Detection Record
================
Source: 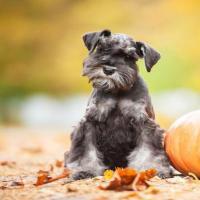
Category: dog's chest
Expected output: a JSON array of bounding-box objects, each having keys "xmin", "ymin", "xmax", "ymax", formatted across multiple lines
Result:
[{"xmin": 93, "ymin": 109, "xmax": 139, "ymax": 169}]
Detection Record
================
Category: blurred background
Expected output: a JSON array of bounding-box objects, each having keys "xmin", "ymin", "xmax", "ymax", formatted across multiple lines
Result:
[{"xmin": 0, "ymin": 0, "xmax": 200, "ymax": 133}]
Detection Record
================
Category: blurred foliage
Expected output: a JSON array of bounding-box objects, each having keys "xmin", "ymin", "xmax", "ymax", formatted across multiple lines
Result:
[{"xmin": 0, "ymin": 0, "xmax": 200, "ymax": 97}]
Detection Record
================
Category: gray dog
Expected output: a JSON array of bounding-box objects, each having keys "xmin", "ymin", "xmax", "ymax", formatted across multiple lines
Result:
[{"xmin": 64, "ymin": 29, "xmax": 173, "ymax": 180}]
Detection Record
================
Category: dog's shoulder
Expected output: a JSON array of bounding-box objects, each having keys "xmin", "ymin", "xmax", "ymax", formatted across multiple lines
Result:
[{"xmin": 122, "ymin": 75, "xmax": 149, "ymax": 100}]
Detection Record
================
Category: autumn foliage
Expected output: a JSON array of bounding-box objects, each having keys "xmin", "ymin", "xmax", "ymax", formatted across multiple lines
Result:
[
  {"xmin": 34, "ymin": 168, "xmax": 70, "ymax": 186},
  {"xmin": 99, "ymin": 168, "xmax": 157, "ymax": 191}
]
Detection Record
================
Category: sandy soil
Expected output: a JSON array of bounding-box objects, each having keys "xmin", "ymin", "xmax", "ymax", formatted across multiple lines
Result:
[{"xmin": 0, "ymin": 127, "xmax": 200, "ymax": 200}]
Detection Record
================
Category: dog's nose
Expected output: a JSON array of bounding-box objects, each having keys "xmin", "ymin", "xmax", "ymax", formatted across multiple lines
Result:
[{"xmin": 103, "ymin": 67, "xmax": 115, "ymax": 75}]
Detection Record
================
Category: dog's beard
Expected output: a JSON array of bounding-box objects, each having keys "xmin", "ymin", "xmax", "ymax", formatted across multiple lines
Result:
[
  {"xmin": 85, "ymin": 67, "xmax": 136, "ymax": 92},
  {"xmin": 92, "ymin": 77, "xmax": 115, "ymax": 91}
]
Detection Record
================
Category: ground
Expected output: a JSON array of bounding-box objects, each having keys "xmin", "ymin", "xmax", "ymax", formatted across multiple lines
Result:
[{"xmin": 0, "ymin": 128, "xmax": 200, "ymax": 200}]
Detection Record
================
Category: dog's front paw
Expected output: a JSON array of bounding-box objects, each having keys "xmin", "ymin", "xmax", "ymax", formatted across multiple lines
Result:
[
  {"xmin": 71, "ymin": 171, "xmax": 95, "ymax": 180},
  {"xmin": 157, "ymin": 167, "xmax": 174, "ymax": 179},
  {"xmin": 157, "ymin": 172, "xmax": 172, "ymax": 179}
]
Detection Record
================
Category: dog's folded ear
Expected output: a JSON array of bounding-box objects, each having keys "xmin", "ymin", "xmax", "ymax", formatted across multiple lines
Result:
[
  {"xmin": 136, "ymin": 41, "xmax": 160, "ymax": 72},
  {"xmin": 83, "ymin": 29, "xmax": 111, "ymax": 53}
]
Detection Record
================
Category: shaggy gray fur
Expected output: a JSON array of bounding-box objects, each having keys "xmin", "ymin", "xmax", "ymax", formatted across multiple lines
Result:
[{"xmin": 64, "ymin": 29, "xmax": 173, "ymax": 180}]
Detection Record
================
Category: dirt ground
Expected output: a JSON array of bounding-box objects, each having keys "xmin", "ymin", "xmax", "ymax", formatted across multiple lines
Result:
[{"xmin": 0, "ymin": 127, "xmax": 200, "ymax": 200}]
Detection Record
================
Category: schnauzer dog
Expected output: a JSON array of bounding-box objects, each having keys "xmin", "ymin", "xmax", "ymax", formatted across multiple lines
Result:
[{"xmin": 64, "ymin": 29, "xmax": 173, "ymax": 180}]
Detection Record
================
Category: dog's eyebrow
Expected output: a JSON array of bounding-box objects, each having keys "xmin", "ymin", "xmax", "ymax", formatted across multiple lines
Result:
[
  {"xmin": 98, "ymin": 46, "xmax": 112, "ymax": 55},
  {"xmin": 130, "ymin": 40, "xmax": 136, "ymax": 46}
]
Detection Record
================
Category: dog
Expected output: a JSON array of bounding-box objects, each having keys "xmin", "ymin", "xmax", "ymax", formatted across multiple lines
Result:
[{"xmin": 64, "ymin": 29, "xmax": 173, "ymax": 180}]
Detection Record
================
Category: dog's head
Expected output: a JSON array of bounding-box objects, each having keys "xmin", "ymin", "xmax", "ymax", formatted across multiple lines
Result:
[{"xmin": 82, "ymin": 29, "xmax": 160, "ymax": 92}]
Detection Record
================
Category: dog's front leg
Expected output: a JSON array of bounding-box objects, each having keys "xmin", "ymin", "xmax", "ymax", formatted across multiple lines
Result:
[
  {"xmin": 64, "ymin": 120, "xmax": 106, "ymax": 180},
  {"xmin": 86, "ymin": 91, "xmax": 117, "ymax": 122},
  {"xmin": 127, "ymin": 125, "xmax": 174, "ymax": 178},
  {"xmin": 119, "ymin": 99, "xmax": 150, "ymax": 125},
  {"xmin": 127, "ymin": 145, "xmax": 174, "ymax": 178}
]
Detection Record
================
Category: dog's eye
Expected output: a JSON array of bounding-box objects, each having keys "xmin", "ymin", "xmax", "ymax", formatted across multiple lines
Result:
[
  {"xmin": 112, "ymin": 49, "xmax": 124, "ymax": 57},
  {"xmin": 114, "ymin": 51, "xmax": 132, "ymax": 60},
  {"xmin": 97, "ymin": 46, "xmax": 111, "ymax": 54}
]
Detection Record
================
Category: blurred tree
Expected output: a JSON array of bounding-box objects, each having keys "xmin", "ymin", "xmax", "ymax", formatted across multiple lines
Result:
[{"xmin": 0, "ymin": 0, "xmax": 199, "ymax": 98}]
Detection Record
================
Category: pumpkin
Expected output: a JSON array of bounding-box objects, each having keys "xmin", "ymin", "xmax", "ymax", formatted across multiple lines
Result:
[{"xmin": 164, "ymin": 110, "xmax": 200, "ymax": 177}]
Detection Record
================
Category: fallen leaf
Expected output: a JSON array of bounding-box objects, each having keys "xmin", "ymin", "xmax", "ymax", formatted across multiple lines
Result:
[
  {"xmin": 34, "ymin": 170, "xmax": 51, "ymax": 186},
  {"xmin": 52, "ymin": 168, "xmax": 70, "ymax": 181},
  {"xmin": 99, "ymin": 168, "xmax": 157, "ymax": 191},
  {"xmin": 34, "ymin": 168, "xmax": 70, "ymax": 186},
  {"xmin": 66, "ymin": 185, "xmax": 78, "ymax": 192},
  {"xmin": 139, "ymin": 168, "xmax": 157, "ymax": 182},
  {"xmin": 132, "ymin": 173, "xmax": 142, "ymax": 191},
  {"xmin": 10, "ymin": 181, "xmax": 24, "ymax": 187},
  {"xmin": 55, "ymin": 160, "xmax": 63, "ymax": 168},
  {"xmin": 99, "ymin": 174, "xmax": 121, "ymax": 190},
  {"xmin": 132, "ymin": 169, "xmax": 157, "ymax": 191},
  {"xmin": 0, "ymin": 186, "xmax": 7, "ymax": 190},
  {"xmin": 0, "ymin": 161, "xmax": 16, "ymax": 167},
  {"xmin": 103, "ymin": 169, "xmax": 114, "ymax": 180},
  {"xmin": 116, "ymin": 168, "xmax": 137, "ymax": 185},
  {"xmin": 99, "ymin": 168, "xmax": 136, "ymax": 190}
]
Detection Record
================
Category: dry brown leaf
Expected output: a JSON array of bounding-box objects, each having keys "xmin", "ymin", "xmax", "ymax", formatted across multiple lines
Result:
[
  {"xmin": 50, "ymin": 168, "xmax": 70, "ymax": 182},
  {"xmin": 99, "ymin": 174, "xmax": 121, "ymax": 190},
  {"xmin": 55, "ymin": 160, "xmax": 63, "ymax": 168},
  {"xmin": 34, "ymin": 168, "xmax": 70, "ymax": 186},
  {"xmin": 34, "ymin": 170, "xmax": 51, "ymax": 186},
  {"xmin": 133, "ymin": 169, "xmax": 157, "ymax": 189},
  {"xmin": 139, "ymin": 169, "xmax": 157, "ymax": 182},
  {"xmin": 99, "ymin": 168, "xmax": 157, "ymax": 191},
  {"xmin": 66, "ymin": 185, "xmax": 78, "ymax": 192},
  {"xmin": 10, "ymin": 181, "xmax": 24, "ymax": 187},
  {"xmin": 132, "ymin": 173, "xmax": 142, "ymax": 191},
  {"xmin": 132, "ymin": 169, "xmax": 157, "ymax": 191},
  {"xmin": 0, "ymin": 186, "xmax": 7, "ymax": 190},
  {"xmin": 0, "ymin": 161, "xmax": 16, "ymax": 167},
  {"xmin": 99, "ymin": 168, "xmax": 136, "ymax": 190},
  {"xmin": 116, "ymin": 168, "xmax": 137, "ymax": 185}
]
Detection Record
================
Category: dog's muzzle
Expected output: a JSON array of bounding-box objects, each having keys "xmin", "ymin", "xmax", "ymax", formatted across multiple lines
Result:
[{"xmin": 103, "ymin": 66, "xmax": 116, "ymax": 76}]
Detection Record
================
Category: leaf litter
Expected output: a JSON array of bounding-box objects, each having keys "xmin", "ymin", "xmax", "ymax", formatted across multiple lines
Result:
[
  {"xmin": 34, "ymin": 168, "xmax": 70, "ymax": 186},
  {"xmin": 2, "ymin": 132, "xmax": 200, "ymax": 200},
  {"xmin": 99, "ymin": 168, "xmax": 157, "ymax": 191}
]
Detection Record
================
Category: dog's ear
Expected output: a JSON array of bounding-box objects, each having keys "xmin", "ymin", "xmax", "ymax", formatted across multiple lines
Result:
[
  {"xmin": 136, "ymin": 41, "xmax": 160, "ymax": 72},
  {"xmin": 82, "ymin": 29, "xmax": 111, "ymax": 52}
]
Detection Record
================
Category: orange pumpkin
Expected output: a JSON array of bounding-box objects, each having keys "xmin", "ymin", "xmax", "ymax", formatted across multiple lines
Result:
[{"xmin": 164, "ymin": 110, "xmax": 200, "ymax": 177}]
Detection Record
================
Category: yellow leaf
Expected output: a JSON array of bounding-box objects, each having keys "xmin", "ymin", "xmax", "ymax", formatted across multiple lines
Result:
[{"xmin": 103, "ymin": 170, "xmax": 114, "ymax": 180}]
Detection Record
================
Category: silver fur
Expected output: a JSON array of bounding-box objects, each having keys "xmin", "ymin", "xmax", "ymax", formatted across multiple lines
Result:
[{"xmin": 65, "ymin": 30, "xmax": 174, "ymax": 180}]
